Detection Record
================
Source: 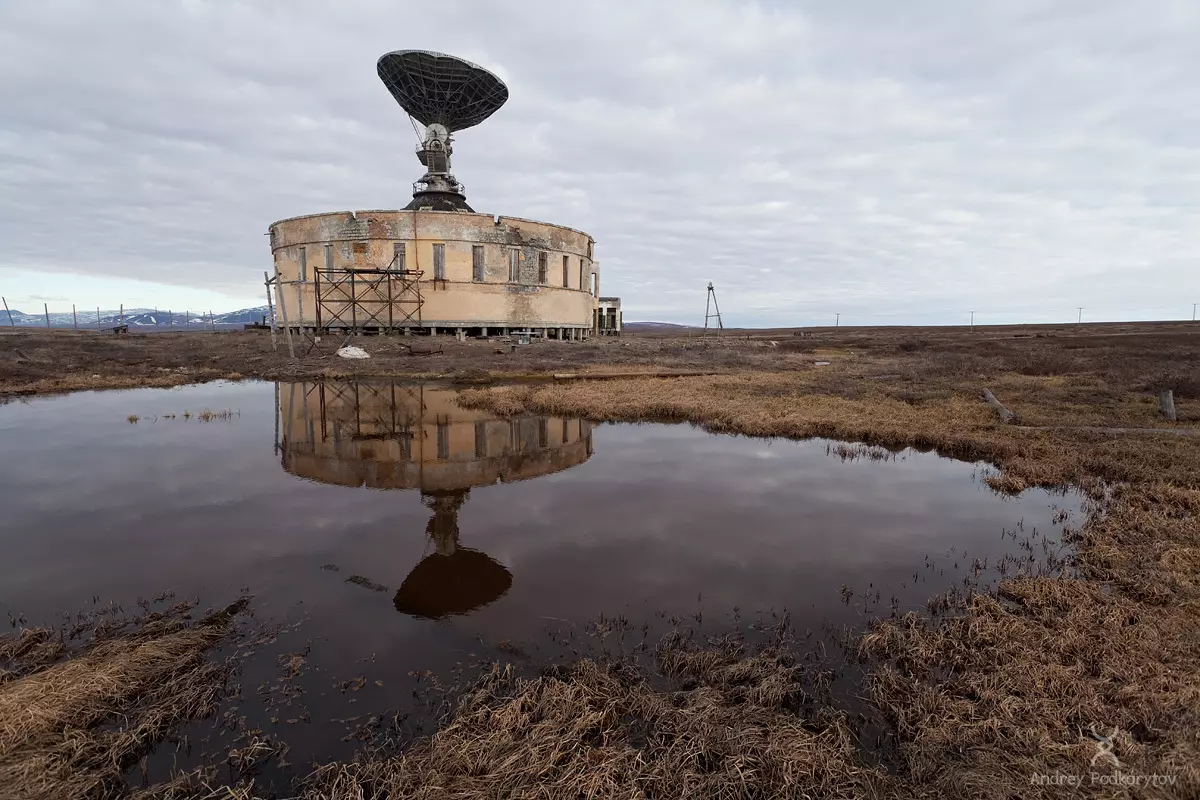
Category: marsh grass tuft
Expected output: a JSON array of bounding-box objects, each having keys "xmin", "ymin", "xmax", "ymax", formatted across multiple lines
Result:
[{"xmin": 0, "ymin": 599, "xmax": 249, "ymax": 800}]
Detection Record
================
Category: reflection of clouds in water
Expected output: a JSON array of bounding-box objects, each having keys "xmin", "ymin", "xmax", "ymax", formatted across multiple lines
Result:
[{"xmin": 1, "ymin": 381, "xmax": 1077, "ymax": 657}]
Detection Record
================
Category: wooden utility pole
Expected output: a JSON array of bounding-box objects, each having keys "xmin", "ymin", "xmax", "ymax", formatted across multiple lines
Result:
[
  {"xmin": 274, "ymin": 264, "xmax": 296, "ymax": 359},
  {"xmin": 97, "ymin": 307, "xmax": 102, "ymax": 331},
  {"xmin": 72, "ymin": 304, "xmax": 78, "ymax": 331},
  {"xmin": 703, "ymin": 282, "xmax": 724, "ymax": 336},
  {"xmin": 44, "ymin": 303, "xmax": 50, "ymax": 329},
  {"xmin": 264, "ymin": 271, "xmax": 278, "ymax": 351},
  {"xmin": 2, "ymin": 296, "xmax": 14, "ymax": 327}
]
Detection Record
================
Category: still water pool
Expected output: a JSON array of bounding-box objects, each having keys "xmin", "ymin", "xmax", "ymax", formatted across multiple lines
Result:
[{"xmin": 0, "ymin": 379, "xmax": 1078, "ymax": 779}]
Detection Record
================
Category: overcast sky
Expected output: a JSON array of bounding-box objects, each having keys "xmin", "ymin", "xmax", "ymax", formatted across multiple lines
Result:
[{"xmin": 2, "ymin": 1, "xmax": 1198, "ymax": 325}]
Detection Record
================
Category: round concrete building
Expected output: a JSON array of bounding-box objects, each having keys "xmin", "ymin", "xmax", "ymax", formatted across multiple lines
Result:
[{"xmin": 268, "ymin": 50, "xmax": 600, "ymax": 340}]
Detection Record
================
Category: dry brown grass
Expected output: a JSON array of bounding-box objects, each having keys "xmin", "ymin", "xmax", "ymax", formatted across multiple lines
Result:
[
  {"xmin": 302, "ymin": 636, "xmax": 896, "ymax": 800},
  {"xmin": 3, "ymin": 326, "xmax": 1199, "ymax": 797},
  {"xmin": 454, "ymin": 362, "xmax": 1200, "ymax": 798},
  {"xmin": 0, "ymin": 601, "xmax": 246, "ymax": 800}
]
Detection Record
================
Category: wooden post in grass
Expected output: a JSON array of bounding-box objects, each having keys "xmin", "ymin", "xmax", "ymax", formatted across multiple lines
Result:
[
  {"xmin": 2, "ymin": 296, "xmax": 13, "ymax": 327},
  {"xmin": 72, "ymin": 304, "xmax": 77, "ymax": 331},
  {"xmin": 97, "ymin": 307, "xmax": 102, "ymax": 331},
  {"xmin": 44, "ymin": 303, "xmax": 50, "ymax": 329},
  {"xmin": 274, "ymin": 264, "xmax": 296, "ymax": 359},
  {"xmin": 264, "ymin": 270, "xmax": 278, "ymax": 352},
  {"xmin": 1159, "ymin": 390, "xmax": 1177, "ymax": 422},
  {"xmin": 982, "ymin": 388, "xmax": 1018, "ymax": 424}
]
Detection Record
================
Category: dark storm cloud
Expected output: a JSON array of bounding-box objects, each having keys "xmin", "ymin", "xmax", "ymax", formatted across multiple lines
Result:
[{"xmin": 1, "ymin": 0, "xmax": 1197, "ymax": 324}]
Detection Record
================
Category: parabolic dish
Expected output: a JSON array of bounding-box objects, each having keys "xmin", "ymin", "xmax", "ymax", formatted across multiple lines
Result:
[{"xmin": 377, "ymin": 49, "xmax": 509, "ymax": 132}]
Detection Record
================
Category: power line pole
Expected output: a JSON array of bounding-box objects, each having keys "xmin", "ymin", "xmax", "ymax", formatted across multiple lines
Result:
[
  {"xmin": 970, "ymin": 310, "xmax": 975, "ymax": 329},
  {"xmin": 703, "ymin": 283, "xmax": 724, "ymax": 336},
  {"xmin": 1077, "ymin": 307, "xmax": 1083, "ymax": 324},
  {"xmin": 1193, "ymin": 302, "xmax": 1197, "ymax": 321},
  {"xmin": 835, "ymin": 313, "xmax": 840, "ymax": 329}
]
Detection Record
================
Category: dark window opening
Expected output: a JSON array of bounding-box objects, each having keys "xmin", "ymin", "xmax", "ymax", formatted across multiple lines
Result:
[
  {"xmin": 472, "ymin": 245, "xmax": 485, "ymax": 282},
  {"xmin": 436, "ymin": 421, "xmax": 449, "ymax": 459},
  {"xmin": 324, "ymin": 243, "xmax": 334, "ymax": 270},
  {"xmin": 299, "ymin": 247, "xmax": 307, "ymax": 281},
  {"xmin": 393, "ymin": 242, "xmax": 406, "ymax": 269},
  {"xmin": 538, "ymin": 252, "xmax": 548, "ymax": 284},
  {"xmin": 562, "ymin": 255, "xmax": 569, "ymax": 287},
  {"xmin": 474, "ymin": 421, "xmax": 488, "ymax": 458},
  {"xmin": 432, "ymin": 244, "xmax": 446, "ymax": 280},
  {"xmin": 509, "ymin": 250, "xmax": 520, "ymax": 283}
]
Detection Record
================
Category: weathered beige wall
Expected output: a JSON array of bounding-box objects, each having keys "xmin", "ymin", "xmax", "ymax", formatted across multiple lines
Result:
[
  {"xmin": 269, "ymin": 210, "xmax": 600, "ymax": 331},
  {"xmin": 277, "ymin": 380, "xmax": 593, "ymax": 491}
]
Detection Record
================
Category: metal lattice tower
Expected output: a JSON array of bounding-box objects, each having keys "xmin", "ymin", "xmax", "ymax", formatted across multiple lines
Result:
[{"xmin": 704, "ymin": 282, "xmax": 724, "ymax": 336}]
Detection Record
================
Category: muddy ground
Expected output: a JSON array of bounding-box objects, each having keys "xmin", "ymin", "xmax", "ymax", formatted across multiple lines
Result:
[
  {"xmin": 2, "ymin": 321, "xmax": 1199, "ymax": 798},
  {"xmin": 2, "ymin": 320, "xmax": 1198, "ymax": 399}
]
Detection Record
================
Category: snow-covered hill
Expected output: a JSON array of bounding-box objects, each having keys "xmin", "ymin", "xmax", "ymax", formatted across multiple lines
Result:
[{"xmin": 2, "ymin": 306, "xmax": 271, "ymax": 328}]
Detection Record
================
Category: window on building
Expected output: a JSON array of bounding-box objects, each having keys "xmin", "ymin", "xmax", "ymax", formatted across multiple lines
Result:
[
  {"xmin": 432, "ymin": 243, "xmax": 446, "ymax": 280},
  {"xmin": 472, "ymin": 245, "xmax": 485, "ymax": 282},
  {"xmin": 538, "ymin": 418, "xmax": 548, "ymax": 449},
  {"xmin": 538, "ymin": 252, "xmax": 548, "ymax": 284},
  {"xmin": 436, "ymin": 420, "xmax": 449, "ymax": 459},
  {"xmin": 393, "ymin": 242, "xmax": 406, "ymax": 270},
  {"xmin": 509, "ymin": 249, "xmax": 520, "ymax": 282},
  {"xmin": 324, "ymin": 243, "xmax": 334, "ymax": 271},
  {"xmin": 579, "ymin": 260, "xmax": 586, "ymax": 290},
  {"xmin": 298, "ymin": 247, "xmax": 307, "ymax": 281},
  {"xmin": 562, "ymin": 255, "xmax": 569, "ymax": 287},
  {"xmin": 561, "ymin": 418, "xmax": 569, "ymax": 443}
]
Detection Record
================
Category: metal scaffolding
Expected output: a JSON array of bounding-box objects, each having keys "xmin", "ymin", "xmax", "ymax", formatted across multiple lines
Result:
[{"xmin": 313, "ymin": 261, "xmax": 425, "ymax": 336}]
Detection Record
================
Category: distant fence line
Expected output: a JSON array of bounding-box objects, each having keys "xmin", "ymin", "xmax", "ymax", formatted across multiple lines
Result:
[{"xmin": 0, "ymin": 296, "xmax": 238, "ymax": 332}]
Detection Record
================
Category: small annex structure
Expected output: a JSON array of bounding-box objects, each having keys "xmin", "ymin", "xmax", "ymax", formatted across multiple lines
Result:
[
  {"xmin": 597, "ymin": 297, "xmax": 622, "ymax": 336},
  {"xmin": 267, "ymin": 50, "xmax": 601, "ymax": 343}
]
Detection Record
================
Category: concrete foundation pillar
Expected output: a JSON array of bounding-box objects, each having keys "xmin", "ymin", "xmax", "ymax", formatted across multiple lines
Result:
[
  {"xmin": 431, "ymin": 327, "xmax": 437, "ymax": 337},
  {"xmin": 481, "ymin": 326, "xmax": 488, "ymax": 338},
  {"xmin": 456, "ymin": 327, "xmax": 465, "ymax": 342}
]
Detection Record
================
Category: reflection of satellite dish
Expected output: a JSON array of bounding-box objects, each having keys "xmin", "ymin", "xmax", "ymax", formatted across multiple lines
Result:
[
  {"xmin": 393, "ymin": 549, "xmax": 512, "ymax": 619},
  {"xmin": 392, "ymin": 489, "xmax": 512, "ymax": 619}
]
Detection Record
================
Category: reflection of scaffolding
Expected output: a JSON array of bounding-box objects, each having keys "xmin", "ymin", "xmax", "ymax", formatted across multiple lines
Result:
[{"xmin": 313, "ymin": 258, "xmax": 424, "ymax": 335}]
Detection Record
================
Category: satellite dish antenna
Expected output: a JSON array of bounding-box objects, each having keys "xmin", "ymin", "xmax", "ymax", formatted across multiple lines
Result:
[{"xmin": 377, "ymin": 50, "xmax": 509, "ymax": 212}]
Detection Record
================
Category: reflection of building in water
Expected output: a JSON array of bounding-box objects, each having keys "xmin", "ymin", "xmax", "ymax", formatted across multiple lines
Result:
[{"xmin": 275, "ymin": 380, "xmax": 593, "ymax": 618}]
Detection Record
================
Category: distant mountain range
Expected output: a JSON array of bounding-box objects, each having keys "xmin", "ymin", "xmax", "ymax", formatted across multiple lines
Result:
[{"xmin": 1, "ymin": 306, "xmax": 271, "ymax": 329}]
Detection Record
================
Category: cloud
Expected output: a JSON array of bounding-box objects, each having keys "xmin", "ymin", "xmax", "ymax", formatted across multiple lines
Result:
[{"xmin": 1, "ymin": 0, "xmax": 1198, "ymax": 323}]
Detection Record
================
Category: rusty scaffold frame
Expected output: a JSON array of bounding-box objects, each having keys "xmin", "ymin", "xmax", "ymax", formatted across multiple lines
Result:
[{"xmin": 311, "ymin": 254, "xmax": 425, "ymax": 347}]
